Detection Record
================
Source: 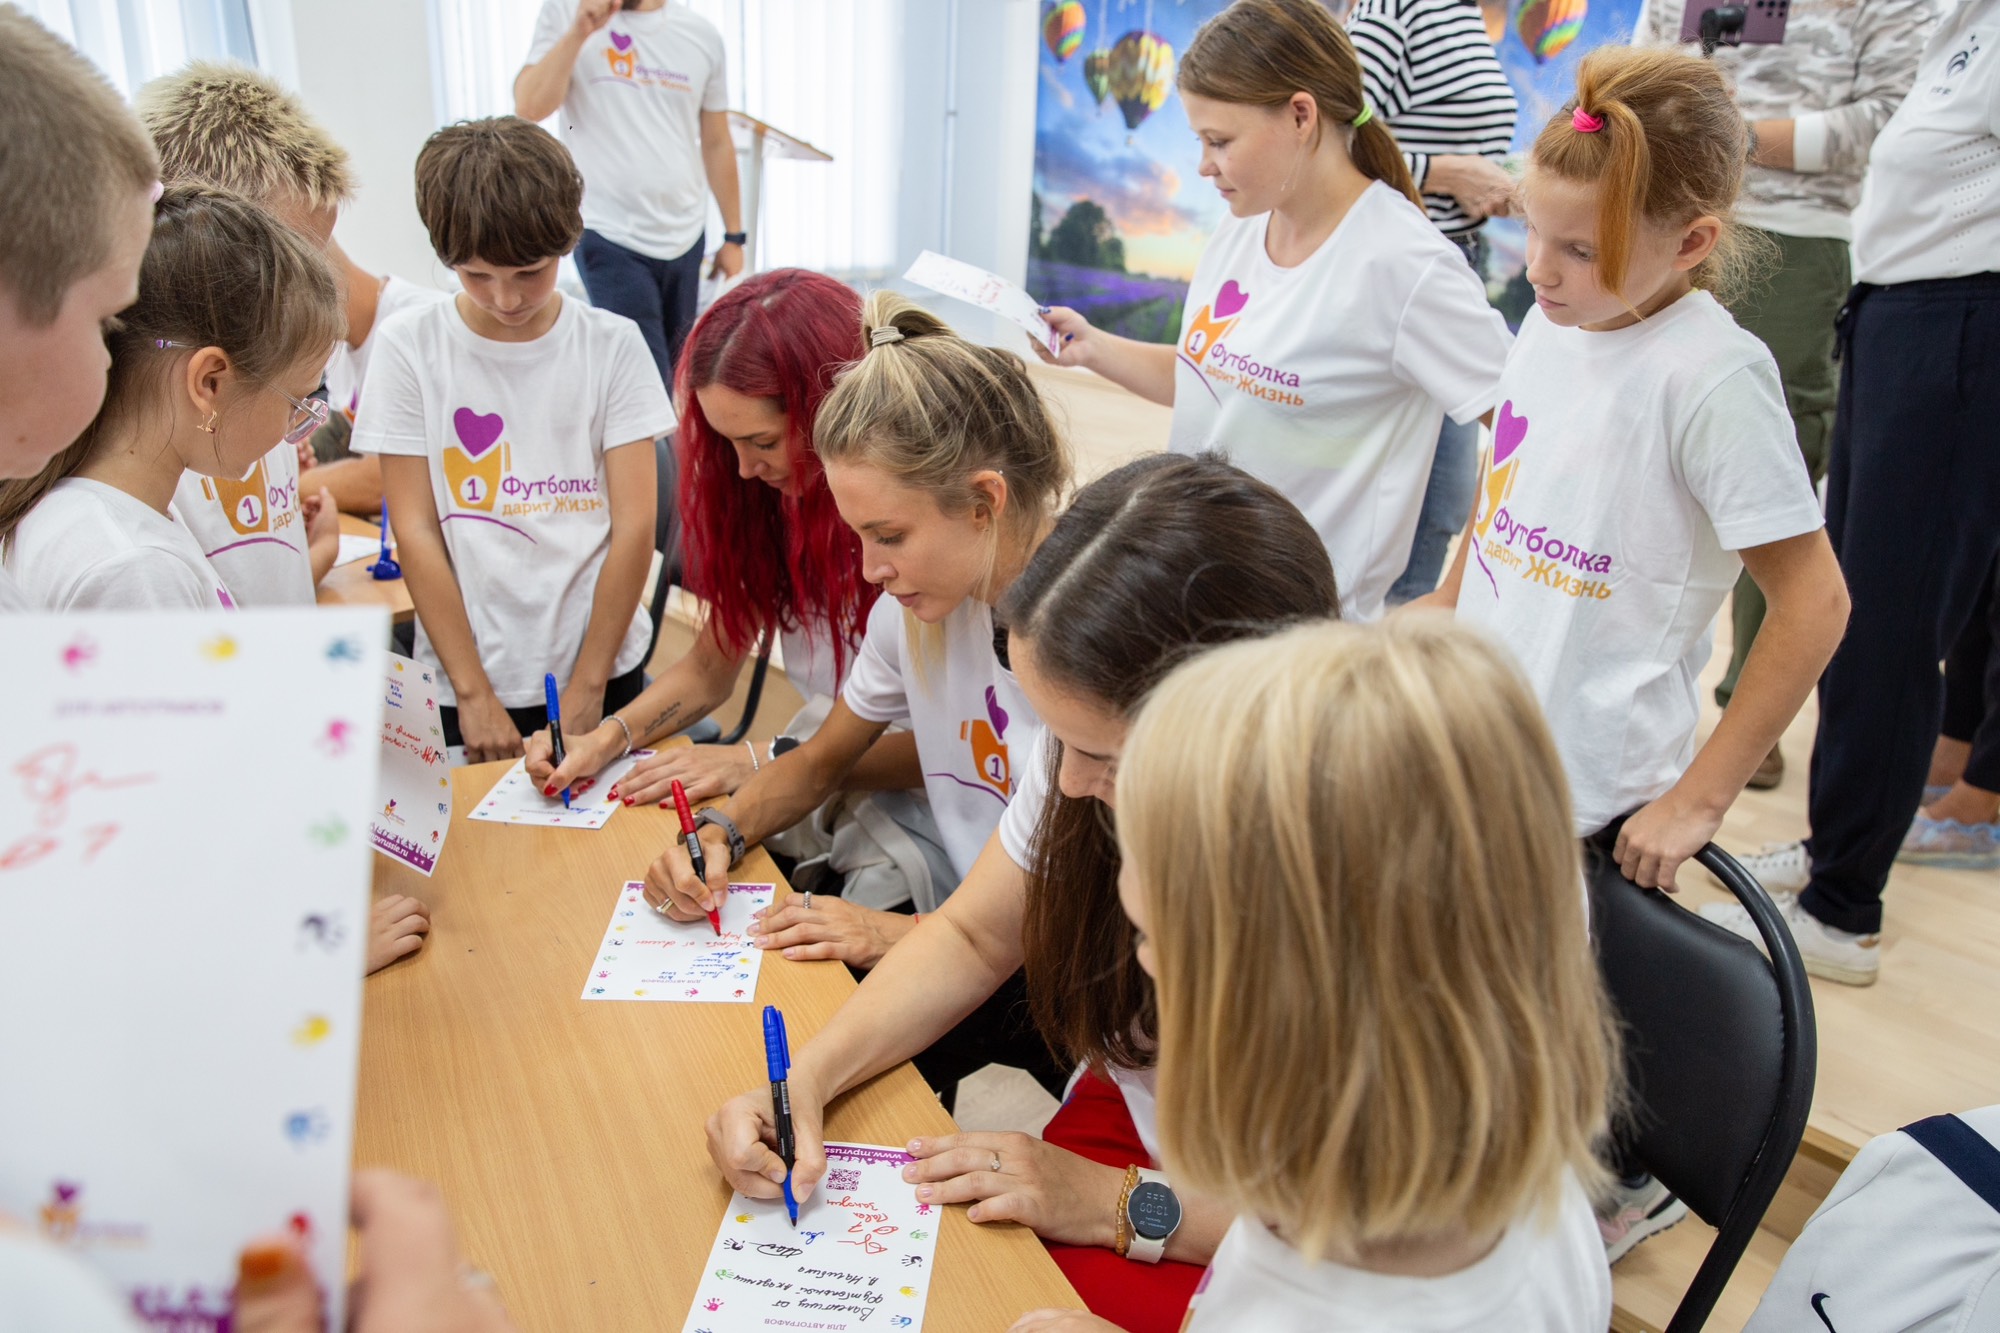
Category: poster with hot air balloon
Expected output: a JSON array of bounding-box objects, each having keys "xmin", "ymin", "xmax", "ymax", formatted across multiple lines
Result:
[
  {"xmin": 1043, "ymin": 0, "xmax": 1086, "ymax": 62},
  {"xmin": 1029, "ymin": 0, "xmax": 1226, "ymax": 344}
]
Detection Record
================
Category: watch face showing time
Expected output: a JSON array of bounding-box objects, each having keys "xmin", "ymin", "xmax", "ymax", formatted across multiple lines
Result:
[{"xmin": 1128, "ymin": 1181, "xmax": 1182, "ymax": 1241}]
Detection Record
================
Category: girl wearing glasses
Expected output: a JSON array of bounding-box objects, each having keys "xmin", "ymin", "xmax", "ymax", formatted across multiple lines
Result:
[{"xmin": 0, "ymin": 184, "xmax": 344, "ymax": 611}]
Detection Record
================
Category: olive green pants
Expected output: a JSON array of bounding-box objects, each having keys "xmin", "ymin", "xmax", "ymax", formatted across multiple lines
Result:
[{"xmin": 1715, "ymin": 228, "xmax": 1849, "ymax": 707}]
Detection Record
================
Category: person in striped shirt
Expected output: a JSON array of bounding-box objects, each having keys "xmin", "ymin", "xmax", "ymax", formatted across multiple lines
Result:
[{"xmin": 1350, "ymin": 0, "xmax": 1520, "ymax": 606}]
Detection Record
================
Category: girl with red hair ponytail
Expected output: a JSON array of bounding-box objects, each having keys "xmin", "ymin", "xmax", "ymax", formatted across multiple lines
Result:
[{"xmin": 526, "ymin": 269, "xmax": 888, "ymax": 808}]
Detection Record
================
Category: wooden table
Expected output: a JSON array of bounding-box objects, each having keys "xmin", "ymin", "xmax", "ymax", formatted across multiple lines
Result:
[
  {"xmin": 357, "ymin": 760, "xmax": 1079, "ymax": 1330},
  {"xmin": 318, "ymin": 513, "xmax": 413, "ymax": 624}
]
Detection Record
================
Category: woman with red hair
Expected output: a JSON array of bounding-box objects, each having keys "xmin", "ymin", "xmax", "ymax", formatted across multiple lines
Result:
[{"xmin": 527, "ymin": 268, "xmax": 920, "ymax": 809}]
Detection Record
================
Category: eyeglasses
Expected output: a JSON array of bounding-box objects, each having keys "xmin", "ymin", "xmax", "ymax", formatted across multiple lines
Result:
[{"xmin": 152, "ymin": 339, "xmax": 332, "ymax": 445}]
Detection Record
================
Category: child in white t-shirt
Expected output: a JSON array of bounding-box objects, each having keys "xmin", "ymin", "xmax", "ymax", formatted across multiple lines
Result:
[
  {"xmin": 1426, "ymin": 46, "xmax": 1851, "ymax": 1256},
  {"xmin": 1432, "ymin": 47, "xmax": 1848, "ymax": 883},
  {"xmin": 310, "ymin": 261, "xmax": 450, "ymax": 517},
  {"xmin": 356, "ymin": 117, "xmax": 672, "ymax": 762},
  {"xmin": 136, "ymin": 59, "xmax": 355, "ymax": 605},
  {"xmin": 0, "ymin": 7, "xmax": 158, "ymax": 613},
  {"xmin": 1012, "ymin": 617, "xmax": 1616, "ymax": 1333},
  {"xmin": 646, "ymin": 292, "xmax": 1071, "ymax": 967},
  {"xmin": 0, "ymin": 186, "xmax": 342, "ymax": 612},
  {"xmin": 1038, "ymin": 0, "xmax": 1512, "ymax": 621}
]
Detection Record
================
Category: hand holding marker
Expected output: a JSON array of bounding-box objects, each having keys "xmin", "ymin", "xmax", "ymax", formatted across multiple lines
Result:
[
  {"xmin": 672, "ymin": 778, "xmax": 723, "ymax": 936},
  {"xmin": 764, "ymin": 1004, "xmax": 799, "ymax": 1227},
  {"xmin": 543, "ymin": 673, "xmax": 569, "ymax": 809}
]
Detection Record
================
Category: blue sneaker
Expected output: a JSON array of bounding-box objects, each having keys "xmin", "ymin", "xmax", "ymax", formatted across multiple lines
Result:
[{"xmin": 1898, "ymin": 816, "xmax": 2000, "ymax": 870}]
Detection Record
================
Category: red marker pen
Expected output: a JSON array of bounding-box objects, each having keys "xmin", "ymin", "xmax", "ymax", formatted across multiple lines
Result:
[{"xmin": 671, "ymin": 779, "xmax": 722, "ymax": 936}]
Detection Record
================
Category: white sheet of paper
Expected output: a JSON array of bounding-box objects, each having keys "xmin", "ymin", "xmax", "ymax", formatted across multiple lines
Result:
[
  {"xmin": 583, "ymin": 881, "xmax": 772, "ymax": 1003},
  {"xmin": 682, "ymin": 1143, "xmax": 942, "ymax": 1332},
  {"xmin": 904, "ymin": 250, "xmax": 1061, "ymax": 357},
  {"xmin": 373, "ymin": 653, "xmax": 451, "ymax": 876},
  {"xmin": 0, "ymin": 608, "xmax": 386, "ymax": 1332},
  {"xmin": 335, "ymin": 533, "xmax": 387, "ymax": 567},
  {"xmin": 464, "ymin": 750, "xmax": 655, "ymax": 830}
]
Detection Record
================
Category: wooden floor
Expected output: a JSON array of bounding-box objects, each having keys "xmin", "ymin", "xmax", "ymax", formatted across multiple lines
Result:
[{"xmin": 669, "ymin": 365, "xmax": 2000, "ymax": 1331}]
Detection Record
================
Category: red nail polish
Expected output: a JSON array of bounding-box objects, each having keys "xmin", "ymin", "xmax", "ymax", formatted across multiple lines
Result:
[
  {"xmin": 543, "ymin": 785, "xmax": 556, "ymax": 797},
  {"xmin": 609, "ymin": 787, "xmax": 619, "ymax": 799},
  {"xmin": 623, "ymin": 797, "xmax": 634, "ymax": 806}
]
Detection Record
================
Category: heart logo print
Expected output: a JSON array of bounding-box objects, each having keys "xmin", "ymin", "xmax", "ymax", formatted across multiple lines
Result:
[
  {"xmin": 453, "ymin": 408, "xmax": 504, "ymax": 457},
  {"xmin": 609, "ymin": 30, "xmax": 633, "ymax": 51},
  {"xmin": 1213, "ymin": 280, "xmax": 1250, "ymax": 320},
  {"xmin": 1493, "ymin": 400, "xmax": 1528, "ymax": 467}
]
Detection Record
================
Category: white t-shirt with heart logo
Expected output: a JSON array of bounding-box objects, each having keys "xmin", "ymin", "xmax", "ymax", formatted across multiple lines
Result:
[
  {"xmin": 528, "ymin": 0, "xmax": 729, "ymax": 261},
  {"xmin": 352, "ymin": 296, "xmax": 675, "ymax": 708},
  {"xmin": 1454, "ymin": 293, "xmax": 1825, "ymax": 834},
  {"xmin": 1167, "ymin": 182, "xmax": 1513, "ymax": 621},
  {"xmin": 172, "ymin": 441, "xmax": 314, "ymax": 606},
  {"xmin": 4, "ymin": 478, "xmax": 236, "ymax": 611},
  {"xmin": 841, "ymin": 594, "xmax": 1041, "ymax": 897}
]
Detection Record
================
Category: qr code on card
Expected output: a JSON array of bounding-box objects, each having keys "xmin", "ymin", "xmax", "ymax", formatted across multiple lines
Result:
[{"xmin": 826, "ymin": 1168, "xmax": 861, "ymax": 1191}]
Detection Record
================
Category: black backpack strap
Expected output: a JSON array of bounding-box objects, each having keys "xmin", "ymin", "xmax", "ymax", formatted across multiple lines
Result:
[{"xmin": 1902, "ymin": 1114, "xmax": 2000, "ymax": 1214}]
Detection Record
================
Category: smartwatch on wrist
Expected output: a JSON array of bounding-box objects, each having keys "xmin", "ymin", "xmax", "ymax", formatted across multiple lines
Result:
[
  {"xmin": 722, "ymin": 231, "xmax": 749, "ymax": 246},
  {"xmin": 693, "ymin": 808, "xmax": 746, "ymax": 867},
  {"xmin": 1123, "ymin": 1168, "xmax": 1182, "ymax": 1263}
]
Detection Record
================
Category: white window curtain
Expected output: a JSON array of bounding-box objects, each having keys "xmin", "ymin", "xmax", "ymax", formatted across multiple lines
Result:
[
  {"xmin": 22, "ymin": 0, "xmax": 260, "ymax": 99},
  {"xmin": 427, "ymin": 0, "xmax": 903, "ymax": 280}
]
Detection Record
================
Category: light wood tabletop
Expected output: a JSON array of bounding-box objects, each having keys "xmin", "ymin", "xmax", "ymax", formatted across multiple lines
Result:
[
  {"xmin": 357, "ymin": 758, "xmax": 1079, "ymax": 1331},
  {"xmin": 319, "ymin": 513, "xmax": 414, "ymax": 624}
]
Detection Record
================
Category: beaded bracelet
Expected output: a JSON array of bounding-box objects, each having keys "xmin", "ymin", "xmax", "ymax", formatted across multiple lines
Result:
[{"xmin": 606, "ymin": 714, "xmax": 634, "ymax": 760}]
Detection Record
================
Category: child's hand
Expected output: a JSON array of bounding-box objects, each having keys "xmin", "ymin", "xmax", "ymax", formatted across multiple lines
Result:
[
  {"xmin": 303, "ymin": 486, "xmax": 339, "ymax": 547},
  {"xmin": 459, "ymin": 694, "xmax": 525, "ymax": 764},
  {"xmin": 525, "ymin": 719, "xmax": 618, "ymax": 795},
  {"xmin": 1032, "ymin": 306, "xmax": 1097, "ymax": 369},
  {"xmin": 368, "ymin": 894, "xmax": 430, "ymax": 974},
  {"xmin": 617, "ymin": 741, "xmax": 755, "ymax": 806},
  {"xmin": 559, "ymin": 679, "xmax": 604, "ymax": 744},
  {"xmin": 349, "ymin": 1170, "xmax": 517, "ymax": 1333},
  {"xmin": 1614, "ymin": 786, "xmax": 1725, "ymax": 891},
  {"xmin": 232, "ymin": 1236, "xmax": 321, "ymax": 1333}
]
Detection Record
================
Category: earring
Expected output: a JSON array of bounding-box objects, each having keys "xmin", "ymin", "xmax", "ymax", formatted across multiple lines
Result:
[{"xmin": 199, "ymin": 411, "xmax": 218, "ymax": 434}]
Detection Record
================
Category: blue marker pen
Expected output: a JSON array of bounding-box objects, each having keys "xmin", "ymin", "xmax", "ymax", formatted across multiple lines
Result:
[
  {"xmin": 764, "ymin": 1004, "xmax": 799, "ymax": 1227},
  {"xmin": 543, "ymin": 673, "xmax": 570, "ymax": 808}
]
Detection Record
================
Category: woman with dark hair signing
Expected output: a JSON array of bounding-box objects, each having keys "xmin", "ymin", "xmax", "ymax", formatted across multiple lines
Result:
[{"xmin": 699, "ymin": 452, "xmax": 1343, "ymax": 1333}]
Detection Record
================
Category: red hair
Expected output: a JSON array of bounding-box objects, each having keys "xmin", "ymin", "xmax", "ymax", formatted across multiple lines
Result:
[{"xmin": 675, "ymin": 269, "xmax": 875, "ymax": 680}]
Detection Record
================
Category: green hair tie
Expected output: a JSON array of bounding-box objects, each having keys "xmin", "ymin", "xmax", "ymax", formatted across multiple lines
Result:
[{"xmin": 1352, "ymin": 103, "xmax": 1374, "ymax": 129}]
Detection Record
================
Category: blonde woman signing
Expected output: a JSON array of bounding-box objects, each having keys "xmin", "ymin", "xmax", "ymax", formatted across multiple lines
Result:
[
  {"xmin": 1038, "ymin": 0, "xmax": 1511, "ymax": 621},
  {"xmin": 695, "ymin": 449, "xmax": 1344, "ymax": 1333}
]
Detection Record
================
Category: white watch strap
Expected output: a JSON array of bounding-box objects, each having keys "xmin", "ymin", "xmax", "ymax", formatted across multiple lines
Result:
[{"xmin": 1125, "ymin": 1167, "xmax": 1173, "ymax": 1263}]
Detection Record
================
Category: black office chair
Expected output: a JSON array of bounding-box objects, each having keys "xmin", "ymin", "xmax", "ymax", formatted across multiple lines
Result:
[
  {"xmin": 644, "ymin": 430, "xmax": 684, "ymax": 669},
  {"xmin": 1586, "ymin": 840, "xmax": 1818, "ymax": 1333}
]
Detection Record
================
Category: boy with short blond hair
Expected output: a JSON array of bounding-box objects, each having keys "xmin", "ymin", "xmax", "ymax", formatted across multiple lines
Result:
[
  {"xmin": 140, "ymin": 59, "xmax": 389, "ymax": 599},
  {"xmin": 356, "ymin": 117, "xmax": 669, "ymax": 761}
]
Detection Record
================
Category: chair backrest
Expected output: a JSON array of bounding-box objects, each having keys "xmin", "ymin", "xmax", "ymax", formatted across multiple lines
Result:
[{"xmin": 1586, "ymin": 842, "xmax": 1817, "ymax": 1332}]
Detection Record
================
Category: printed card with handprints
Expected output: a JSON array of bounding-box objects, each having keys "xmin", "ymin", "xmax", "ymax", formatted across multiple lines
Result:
[
  {"xmin": 681, "ymin": 1143, "xmax": 941, "ymax": 1332},
  {"xmin": 0, "ymin": 608, "xmax": 386, "ymax": 1333},
  {"xmin": 372, "ymin": 653, "xmax": 451, "ymax": 875},
  {"xmin": 465, "ymin": 750, "xmax": 655, "ymax": 830},
  {"xmin": 582, "ymin": 881, "xmax": 773, "ymax": 1004}
]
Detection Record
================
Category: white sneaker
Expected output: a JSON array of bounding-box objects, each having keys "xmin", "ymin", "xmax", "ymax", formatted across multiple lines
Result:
[
  {"xmin": 1700, "ymin": 891, "xmax": 1881, "ymax": 987},
  {"xmin": 1597, "ymin": 1175, "xmax": 1689, "ymax": 1264},
  {"xmin": 1726, "ymin": 840, "xmax": 1810, "ymax": 894}
]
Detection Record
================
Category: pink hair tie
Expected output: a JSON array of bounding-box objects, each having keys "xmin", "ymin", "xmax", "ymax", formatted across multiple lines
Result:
[{"xmin": 1571, "ymin": 106, "xmax": 1605, "ymax": 134}]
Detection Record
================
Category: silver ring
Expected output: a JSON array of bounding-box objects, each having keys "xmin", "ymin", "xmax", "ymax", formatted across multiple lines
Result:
[
  {"xmin": 990, "ymin": 1152, "xmax": 1002, "ymax": 1174},
  {"xmin": 802, "ymin": 892, "xmax": 813, "ymax": 911},
  {"xmin": 654, "ymin": 900, "xmax": 669, "ymax": 916}
]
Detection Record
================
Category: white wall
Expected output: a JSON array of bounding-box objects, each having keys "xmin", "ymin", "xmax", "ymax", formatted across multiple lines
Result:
[
  {"xmin": 892, "ymin": 0, "xmax": 1041, "ymax": 348},
  {"xmin": 272, "ymin": 0, "xmax": 1043, "ymax": 319},
  {"xmin": 288, "ymin": 0, "xmax": 451, "ymax": 289}
]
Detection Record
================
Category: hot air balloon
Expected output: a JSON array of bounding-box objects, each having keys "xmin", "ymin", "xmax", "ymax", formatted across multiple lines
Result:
[
  {"xmin": 1082, "ymin": 48, "xmax": 1112, "ymax": 106},
  {"xmin": 1515, "ymin": 0, "xmax": 1586, "ymax": 63},
  {"xmin": 1108, "ymin": 30, "xmax": 1174, "ymax": 132},
  {"xmin": 1043, "ymin": 1, "xmax": 1085, "ymax": 63}
]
